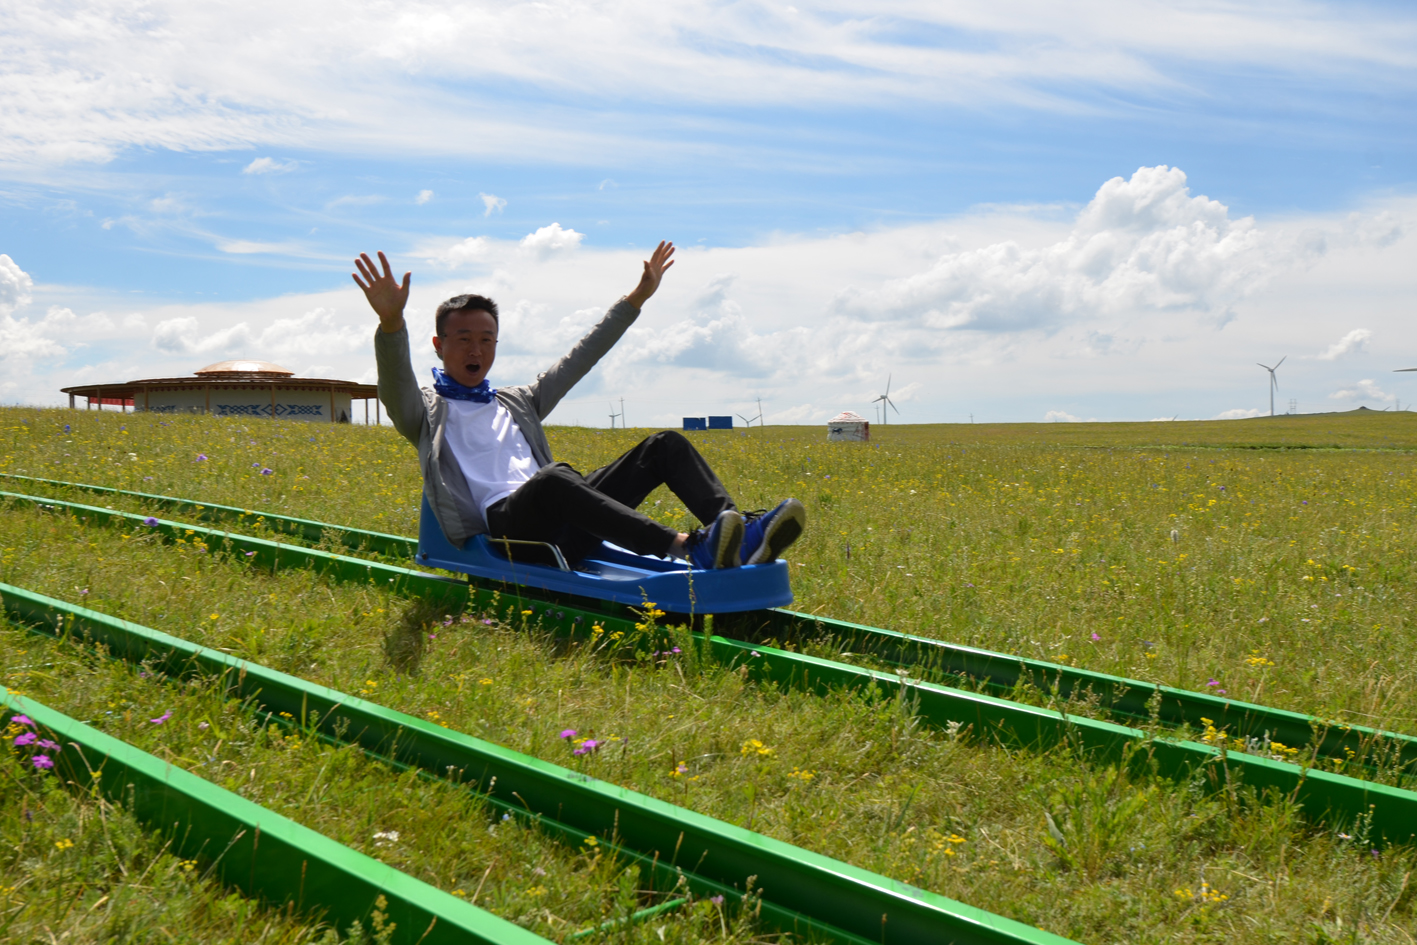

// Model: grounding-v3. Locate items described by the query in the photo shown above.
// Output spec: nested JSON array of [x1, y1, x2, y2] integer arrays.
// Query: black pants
[[485, 431, 736, 564]]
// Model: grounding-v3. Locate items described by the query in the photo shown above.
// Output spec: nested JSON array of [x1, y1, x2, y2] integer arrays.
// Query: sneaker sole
[[710, 511, 745, 569], [745, 499, 806, 565]]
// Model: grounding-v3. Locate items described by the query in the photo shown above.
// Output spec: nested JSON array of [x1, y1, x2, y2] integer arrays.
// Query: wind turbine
[[1257, 357, 1286, 417], [737, 397, 763, 429], [871, 374, 900, 424], [608, 401, 623, 429]]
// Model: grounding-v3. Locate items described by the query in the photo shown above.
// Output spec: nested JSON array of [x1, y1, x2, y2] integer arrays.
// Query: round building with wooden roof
[[61, 360, 380, 424]]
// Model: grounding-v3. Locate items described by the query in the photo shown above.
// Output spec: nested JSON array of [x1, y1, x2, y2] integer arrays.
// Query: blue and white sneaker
[[685, 509, 745, 570], [741, 498, 806, 565]]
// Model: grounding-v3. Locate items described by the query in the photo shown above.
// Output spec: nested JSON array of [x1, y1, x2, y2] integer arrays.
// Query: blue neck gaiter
[[431, 368, 496, 403]]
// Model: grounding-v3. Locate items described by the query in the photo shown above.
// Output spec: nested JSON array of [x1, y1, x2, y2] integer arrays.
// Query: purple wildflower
[[14, 732, 37, 746], [573, 739, 601, 756], [143, 516, 159, 527], [750, 650, 761, 658], [149, 710, 172, 725], [671, 646, 682, 654], [710, 895, 725, 906], [261, 468, 273, 476], [482, 618, 494, 625], [64, 424, 70, 433], [559, 729, 577, 739], [38, 739, 60, 751], [244, 551, 256, 557], [1090, 632, 1100, 641], [964, 582, 975, 588], [32, 755, 53, 770], [10, 714, 33, 727], [252, 462, 261, 468], [196, 454, 208, 461], [1206, 679, 1220, 687]]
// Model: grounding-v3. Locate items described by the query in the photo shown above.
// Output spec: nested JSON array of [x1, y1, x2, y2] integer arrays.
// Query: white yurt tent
[[827, 410, 869, 442]]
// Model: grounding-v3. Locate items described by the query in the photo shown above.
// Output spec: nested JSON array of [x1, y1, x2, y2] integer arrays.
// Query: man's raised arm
[[354, 251, 425, 444], [533, 241, 675, 417]]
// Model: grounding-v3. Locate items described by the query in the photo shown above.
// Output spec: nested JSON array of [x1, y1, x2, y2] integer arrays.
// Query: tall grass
[[5, 405, 1417, 942]]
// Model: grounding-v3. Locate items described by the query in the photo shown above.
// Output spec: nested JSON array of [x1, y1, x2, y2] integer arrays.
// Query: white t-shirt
[[442, 398, 538, 522]]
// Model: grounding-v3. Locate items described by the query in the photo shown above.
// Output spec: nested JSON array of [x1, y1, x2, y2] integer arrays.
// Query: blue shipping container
[[682, 417, 707, 431]]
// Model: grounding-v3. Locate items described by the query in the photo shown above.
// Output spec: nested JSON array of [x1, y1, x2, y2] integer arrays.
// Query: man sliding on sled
[[354, 241, 805, 571]]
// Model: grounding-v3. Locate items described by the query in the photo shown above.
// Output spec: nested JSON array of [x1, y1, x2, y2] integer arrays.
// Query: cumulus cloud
[[1214, 408, 1263, 420], [520, 223, 583, 258], [1316, 328, 1372, 360], [1045, 410, 1096, 422], [480, 193, 507, 216], [415, 189, 434, 205], [0, 255, 35, 314], [152, 306, 365, 360], [1330, 379, 1395, 402], [833, 166, 1268, 334], [422, 236, 489, 267], [243, 157, 299, 175]]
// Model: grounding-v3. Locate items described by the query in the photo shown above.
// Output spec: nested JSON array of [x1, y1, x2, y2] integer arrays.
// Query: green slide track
[[8, 471, 1414, 780], [1, 581, 1077, 945], [0, 688, 551, 945], [5, 487, 1417, 847]]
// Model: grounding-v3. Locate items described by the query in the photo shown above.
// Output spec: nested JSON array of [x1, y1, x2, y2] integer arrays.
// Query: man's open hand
[[353, 251, 411, 333], [624, 241, 675, 309]]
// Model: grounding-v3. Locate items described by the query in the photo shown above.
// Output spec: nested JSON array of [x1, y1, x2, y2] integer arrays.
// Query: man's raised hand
[[353, 252, 411, 333], [625, 240, 675, 309]]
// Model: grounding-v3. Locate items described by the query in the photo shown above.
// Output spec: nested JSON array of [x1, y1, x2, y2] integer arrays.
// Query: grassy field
[[3, 406, 1417, 943]]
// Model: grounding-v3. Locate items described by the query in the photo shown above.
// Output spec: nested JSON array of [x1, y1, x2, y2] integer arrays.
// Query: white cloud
[[2, 2, 1412, 167], [8, 171, 1416, 424], [1330, 379, 1395, 402], [421, 236, 489, 267], [480, 193, 506, 217], [152, 306, 365, 360], [325, 194, 384, 210], [415, 189, 434, 205], [242, 157, 299, 175], [520, 223, 583, 258], [0, 255, 35, 314], [1045, 410, 1095, 422], [1316, 328, 1372, 360], [833, 166, 1269, 335], [1213, 408, 1263, 420], [216, 239, 305, 255]]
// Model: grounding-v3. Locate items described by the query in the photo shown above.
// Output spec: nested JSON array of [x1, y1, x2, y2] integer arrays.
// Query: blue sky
[[3, 1, 1416, 423]]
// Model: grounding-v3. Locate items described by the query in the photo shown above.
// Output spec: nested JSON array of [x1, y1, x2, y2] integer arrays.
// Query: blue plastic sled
[[414, 497, 793, 614]]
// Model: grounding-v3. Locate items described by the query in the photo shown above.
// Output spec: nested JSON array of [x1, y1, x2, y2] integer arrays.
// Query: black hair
[[435, 294, 499, 336]]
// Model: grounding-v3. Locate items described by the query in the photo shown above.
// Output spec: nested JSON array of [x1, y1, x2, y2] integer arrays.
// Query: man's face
[[432, 309, 498, 387]]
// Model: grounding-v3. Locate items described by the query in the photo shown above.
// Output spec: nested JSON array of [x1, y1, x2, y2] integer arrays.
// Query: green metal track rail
[[8, 473, 1415, 778], [0, 688, 550, 945], [6, 492, 1417, 848], [6, 478, 1417, 780], [0, 582, 1076, 945]]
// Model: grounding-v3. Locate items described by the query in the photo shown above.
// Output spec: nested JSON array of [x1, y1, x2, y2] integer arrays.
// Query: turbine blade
[[889, 399, 900, 415], [1275, 356, 1286, 369]]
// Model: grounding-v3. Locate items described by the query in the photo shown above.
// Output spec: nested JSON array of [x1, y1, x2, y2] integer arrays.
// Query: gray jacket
[[374, 298, 641, 548]]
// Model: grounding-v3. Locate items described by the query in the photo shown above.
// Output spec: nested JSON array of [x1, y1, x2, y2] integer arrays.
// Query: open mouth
[[465, 362, 481, 376]]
